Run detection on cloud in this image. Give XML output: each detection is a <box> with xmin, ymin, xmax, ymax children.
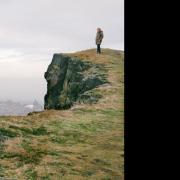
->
<box><xmin>0</xmin><ymin>49</ymin><xmax>23</xmax><ymax>61</ymax></box>
<box><xmin>0</xmin><ymin>0</ymin><xmax>124</xmax><ymax>49</ymax></box>
<box><xmin>0</xmin><ymin>0</ymin><xmax>124</xmax><ymax>102</ymax></box>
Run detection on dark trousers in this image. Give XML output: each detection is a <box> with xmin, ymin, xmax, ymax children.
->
<box><xmin>97</xmin><ymin>44</ymin><xmax>101</xmax><ymax>53</ymax></box>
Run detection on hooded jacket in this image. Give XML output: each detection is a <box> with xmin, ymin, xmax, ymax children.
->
<box><xmin>96</xmin><ymin>30</ymin><xmax>104</xmax><ymax>45</ymax></box>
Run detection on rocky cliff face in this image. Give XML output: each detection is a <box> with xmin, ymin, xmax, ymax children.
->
<box><xmin>44</xmin><ymin>54</ymin><xmax>107</xmax><ymax>109</ymax></box>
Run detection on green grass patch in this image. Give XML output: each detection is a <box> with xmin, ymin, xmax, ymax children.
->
<box><xmin>0</xmin><ymin>128</ymin><xmax>19</xmax><ymax>138</ymax></box>
<box><xmin>9</xmin><ymin>125</ymin><xmax>49</xmax><ymax>136</ymax></box>
<box><xmin>25</xmin><ymin>169</ymin><xmax>38</xmax><ymax>180</ymax></box>
<box><xmin>50</xmin><ymin>130</ymin><xmax>87</xmax><ymax>145</ymax></box>
<box><xmin>0</xmin><ymin>164</ymin><xmax>5</xmax><ymax>177</ymax></box>
<box><xmin>81</xmin><ymin>170</ymin><xmax>95</xmax><ymax>177</ymax></box>
<box><xmin>32</xmin><ymin>126</ymin><xmax>48</xmax><ymax>136</ymax></box>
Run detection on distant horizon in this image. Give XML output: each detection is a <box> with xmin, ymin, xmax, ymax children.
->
<box><xmin>0</xmin><ymin>47</ymin><xmax>123</xmax><ymax>104</ymax></box>
<box><xmin>0</xmin><ymin>98</ymin><xmax>43</xmax><ymax>105</ymax></box>
<box><xmin>0</xmin><ymin>0</ymin><xmax>124</xmax><ymax>104</ymax></box>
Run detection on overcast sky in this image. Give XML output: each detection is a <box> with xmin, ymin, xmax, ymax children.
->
<box><xmin>0</xmin><ymin>0</ymin><xmax>124</xmax><ymax>104</ymax></box>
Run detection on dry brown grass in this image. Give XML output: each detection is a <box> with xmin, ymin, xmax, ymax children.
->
<box><xmin>0</xmin><ymin>48</ymin><xmax>124</xmax><ymax>180</ymax></box>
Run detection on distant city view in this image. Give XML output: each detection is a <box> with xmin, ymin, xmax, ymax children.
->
<box><xmin>0</xmin><ymin>99</ymin><xmax>43</xmax><ymax>116</ymax></box>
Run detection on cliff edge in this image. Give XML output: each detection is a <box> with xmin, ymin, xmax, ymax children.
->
<box><xmin>0</xmin><ymin>48</ymin><xmax>124</xmax><ymax>179</ymax></box>
<box><xmin>44</xmin><ymin>50</ymin><xmax>110</xmax><ymax>109</ymax></box>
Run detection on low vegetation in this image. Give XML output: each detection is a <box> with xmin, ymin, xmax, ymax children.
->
<box><xmin>0</xmin><ymin>48</ymin><xmax>124</xmax><ymax>179</ymax></box>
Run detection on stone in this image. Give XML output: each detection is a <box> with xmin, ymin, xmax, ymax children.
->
<box><xmin>44</xmin><ymin>54</ymin><xmax>107</xmax><ymax>109</ymax></box>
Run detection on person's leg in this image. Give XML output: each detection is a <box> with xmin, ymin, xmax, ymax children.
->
<box><xmin>99</xmin><ymin>44</ymin><xmax>101</xmax><ymax>53</ymax></box>
<box><xmin>97</xmin><ymin>44</ymin><xmax>99</xmax><ymax>53</ymax></box>
<box><xmin>97</xmin><ymin>44</ymin><xmax>100</xmax><ymax>53</ymax></box>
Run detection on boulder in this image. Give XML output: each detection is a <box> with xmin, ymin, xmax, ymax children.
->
<box><xmin>44</xmin><ymin>54</ymin><xmax>107</xmax><ymax>109</ymax></box>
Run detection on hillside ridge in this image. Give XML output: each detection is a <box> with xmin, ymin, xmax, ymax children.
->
<box><xmin>0</xmin><ymin>48</ymin><xmax>124</xmax><ymax>179</ymax></box>
<box><xmin>44</xmin><ymin>50</ymin><xmax>110</xmax><ymax>110</ymax></box>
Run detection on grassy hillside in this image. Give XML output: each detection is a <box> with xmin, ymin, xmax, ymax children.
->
<box><xmin>0</xmin><ymin>48</ymin><xmax>124</xmax><ymax>180</ymax></box>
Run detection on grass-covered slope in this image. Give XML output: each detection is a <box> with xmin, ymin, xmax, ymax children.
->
<box><xmin>0</xmin><ymin>48</ymin><xmax>124</xmax><ymax>180</ymax></box>
<box><xmin>44</xmin><ymin>51</ymin><xmax>108</xmax><ymax>109</ymax></box>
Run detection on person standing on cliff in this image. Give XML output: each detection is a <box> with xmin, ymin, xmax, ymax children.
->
<box><xmin>96</xmin><ymin>28</ymin><xmax>104</xmax><ymax>54</ymax></box>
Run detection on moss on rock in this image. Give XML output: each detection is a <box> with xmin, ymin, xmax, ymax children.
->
<box><xmin>44</xmin><ymin>54</ymin><xmax>107</xmax><ymax>109</ymax></box>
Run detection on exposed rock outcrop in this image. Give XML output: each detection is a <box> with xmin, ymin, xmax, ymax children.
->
<box><xmin>44</xmin><ymin>54</ymin><xmax>107</xmax><ymax>109</ymax></box>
